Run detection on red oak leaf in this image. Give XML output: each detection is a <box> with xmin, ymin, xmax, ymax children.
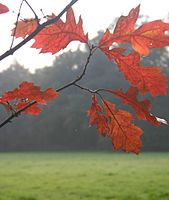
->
<box><xmin>2</xmin><ymin>81</ymin><xmax>59</xmax><ymax>115</ymax></box>
<box><xmin>0</xmin><ymin>3</ymin><xmax>9</xmax><ymax>14</ymax></box>
<box><xmin>16</xmin><ymin>102</ymin><xmax>42</xmax><ymax>115</ymax></box>
<box><xmin>87</xmin><ymin>96</ymin><xmax>142</xmax><ymax>154</ymax></box>
<box><xmin>18</xmin><ymin>81</ymin><xmax>42</xmax><ymax>102</ymax></box>
<box><xmin>131</xmin><ymin>20</ymin><xmax>169</xmax><ymax>55</ymax></box>
<box><xmin>113</xmin><ymin>5</ymin><xmax>140</xmax><ymax>35</ymax></box>
<box><xmin>87</xmin><ymin>96</ymin><xmax>109</xmax><ymax>136</ymax></box>
<box><xmin>42</xmin><ymin>88</ymin><xmax>59</xmax><ymax>102</ymax></box>
<box><xmin>17</xmin><ymin>81</ymin><xmax>58</xmax><ymax>104</ymax></box>
<box><xmin>113</xmin><ymin>52</ymin><xmax>167</xmax><ymax>96</ymax></box>
<box><xmin>99</xmin><ymin>5</ymin><xmax>169</xmax><ymax>56</ymax></box>
<box><xmin>101</xmin><ymin>47</ymin><xmax>126</xmax><ymax>61</ymax></box>
<box><xmin>31</xmin><ymin>7</ymin><xmax>88</xmax><ymax>54</ymax></box>
<box><xmin>8</xmin><ymin>82</ymin><xmax>43</xmax><ymax>104</ymax></box>
<box><xmin>103</xmin><ymin>100</ymin><xmax>143</xmax><ymax>154</ymax></box>
<box><xmin>2</xmin><ymin>88</ymin><xmax>20</xmax><ymax>101</ymax></box>
<box><xmin>107</xmin><ymin>87</ymin><xmax>160</xmax><ymax>125</ymax></box>
<box><xmin>11</xmin><ymin>18</ymin><xmax>38</xmax><ymax>39</ymax></box>
<box><xmin>131</xmin><ymin>20</ymin><xmax>169</xmax><ymax>56</ymax></box>
<box><xmin>99</xmin><ymin>5</ymin><xmax>140</xmax><ymax>49</ymax></box>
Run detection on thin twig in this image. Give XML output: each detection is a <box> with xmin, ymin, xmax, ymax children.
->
<box><xmin>24</xmin><ymin>0</ymin><xmax>39</xmax><ymax>24</ymax></box>
<box><xmin>40</xmin><ymin>9</ymin><xmax>46</xmax><ymax>19</ymax></box>
<box><xmin>57</xmin><ymin>46</ymin><xmax>95</xmax><ymax>92</ymax></box>
<box><xmin>74</xmin><ymin>83</ymin><xmax>101</xmax><ymax>94</ymax></box>
<box><xmin>10</xmin><ymin>0</ymin><xmax>24</xmax><ymax>49</ymax></box>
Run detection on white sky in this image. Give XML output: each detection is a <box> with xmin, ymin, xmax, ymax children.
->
<box><xmin>0</xmin><ymin>0</ymin><xmax>169</xmax><ymax>72</ymax></box>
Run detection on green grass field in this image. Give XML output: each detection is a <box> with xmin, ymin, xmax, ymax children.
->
<box><xmin>0</xmin><ymin>152</ymin><xmax>169</xmax><ymax>200</ymax></box>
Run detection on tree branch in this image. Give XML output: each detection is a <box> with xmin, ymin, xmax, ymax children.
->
<box><xmin>23</xmin><ymin>0</ymin><xmax>39</xmax><ymax>23</ymax></box>
<box><xmin>74</xmin><ymin>83</ymin><xmax>100</xmax><ymax>94</ymax></box>
<box><xmin>0</xmin><ymin>45</ymin><xmax>94</xmax><ymax>128</ymax></box>
<box><xmin>57</xmin><ymin>46</ymin><xmax>96</xmax><ymax>92</ymax></box>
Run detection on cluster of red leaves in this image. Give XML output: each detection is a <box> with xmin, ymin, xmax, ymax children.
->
<box><xmin>1</xmin><ymin>3</ymin><xmax>169</xmax><ymax>153</ymax></box>
<box><xmin>87</xmin><ymin>95</ymin><xmax>142</xmax><ymax>154</ymax></box>
<box><xmin>87</xmin><ymin>87</ymin><xmax>166</xmax><ymax>153</ymax></box>
<box><xmin>87</xmin><ymin>5</ymin><xmax>169</xmax><ymax>153</ymax></box>
<box><xmin>99</xmin><ymin>5</ymin><xmax>168</xmax><ymax>97</ymax></box>
<box><xmin>0</xmin><ymin>81</ymin><xmax>59</xmax><ymax>115</ymax></box>
<box><xmin>12</xmin><ymin>8</ymin><xmax>88</xmax><ymax>54</ymax></box>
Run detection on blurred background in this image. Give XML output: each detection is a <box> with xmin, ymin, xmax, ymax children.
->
<box><xmin>0</xmin><ymin>1</ymin><xmax>169</xmax><ymax>153</ymax></box>
<box><xmin>0</xmin><ymin>27</ymin><xmax>169</xmax><ymax>152</ymax></box>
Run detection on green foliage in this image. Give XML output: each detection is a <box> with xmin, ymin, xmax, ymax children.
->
<box><xmin>0</xmin><ymin>152</ymin><xmax>169</xmax><ymax>200</ymax></box>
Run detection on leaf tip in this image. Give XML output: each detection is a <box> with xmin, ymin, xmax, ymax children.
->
<box><xmin>0</xmin><ymin>3</ymin><xmax>9</xmax><ymax>14</ymax></box>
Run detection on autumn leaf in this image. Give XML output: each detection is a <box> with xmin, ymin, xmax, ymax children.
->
<box><xmin>16</xmin><ymin>82</ymin><xmax>59</xmax><ymax>104</ymax></box>
<box><xmin>2</xmin><ymin>88</ymin><xmax>20</xmax><ymax>102</ymax></box>
<box><xmin>0</xmin><ymin>3</ymin><xmax>9</xmax><ymax>14</ymax></box>
<box><xmin>99</xmin><ymin>5</ymin><xmax>139</xmax><ymax>49</ymax></box>
<box><xmin>31</xmin><ymin>7</ymin><xmax>88</xmax><ymax>54</ymax></box>
<box><xmin>2</xmin><ymin>81</ymin><xmax>59</xmax><ymax>115</ymax></box>
<box><xmin>99</xmin><ymin>5</ymin><xmax>169</xmax><ymax>56</ymax></box>
<box><xmin>87</xmin><ymin>96</ymin><xmax>142</xmax><ymax>154</ymax></box>
<box><xmin>42</xmin><ymin>88</ymin><xmax>59</xmax><ymax>102</ymax></box>
<box><xmin>11</xmin><ymin>18</ymin><xmax>38</xmax><ymax>39</ymax></box>
<box><xmin>99</xmin><ymin>5</ymin><xmax>140</xmax><ymax>49</ymax></box>
<box><xmin>131</xmin><ymin>20</ymin><xmax>169</xmax><ymax>55</ymax></box>
<box><xmin>16</xmin><ymin>102</ymin><xmax>42</xmax><ymax>115</ymax></box>
<box><xmin>103</xmin><ymin>100</ymin><xmax>143</xmax><ymax>154</ymax></box>
<box><xmin>113</xmin><ymin>52</ymin><xmax>167</xmax><ymax>96</ymax></box>
<box><xmin>101</xmin><ymin>47</ymin><xmax>126</xmax><ymax>61</ymax></box>
<box><xmin>87</xmin><ymin>95</ymin><xmax>109</xmax><ymax>136</ymax></box>
<box><xmin>107</xmin><ymin>87</ymin><xmax>160</xmax><ymax>125</ymax></box>
<box><xmin>18</xmin><ymin>81</ymin><xmax>42</xmax><ymax>102</ymax></box>
<box><xmin>114</xmin><ymin>5</ymin><xmax>140</xmax><ymax>36</ymax></box>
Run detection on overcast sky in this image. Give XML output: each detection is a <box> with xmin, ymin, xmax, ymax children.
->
<box><xmin>0</xmin><ymin>0</ymin><xmax>169</xmax><ymax>72</ymax></box>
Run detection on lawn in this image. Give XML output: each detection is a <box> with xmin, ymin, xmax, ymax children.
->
<box><xmin>0</xmin><ymin>152</ymin><xmax>169</xmax><ymax>200</ymax></box>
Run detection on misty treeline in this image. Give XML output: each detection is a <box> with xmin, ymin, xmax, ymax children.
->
<box><xmin>0</xmin><ymin>32</ymin><xmax>169</xmax><ymax>152</ymax></box>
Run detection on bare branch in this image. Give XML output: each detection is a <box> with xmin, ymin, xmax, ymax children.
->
<box><xmin>74</xmin><ymin>83</ymin><xmax>99</xmax><ymax>94</ymax></box>
<box><xmin>0</xmin><ymin>45</ymin><xmax>94</xmax><ymax>128</ymax></box>
<box><xmin>57</xmin><ymin>46</ymin><xmax>96</xmax><ymax>92</ymax></box>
